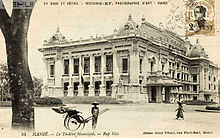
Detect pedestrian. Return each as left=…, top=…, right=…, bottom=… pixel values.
left=91, top=101, right=99, bottom=130
left=175, top=101, right=184, bottom=120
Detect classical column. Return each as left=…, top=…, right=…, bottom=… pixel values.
left=142, top=53, right=148, bottom=77
left=156, top=86, right=163, bottom=103
left=89, top=54, right=95, bottom=96
left=142, top=53, right=148, bottom=91
left=112, top=50, right=119, bottom=98
left=158, top=57, right=161, bottom=74
left=68, top=57, right=73, bottom=97
left=55, top=58, right=63, bottom=86
left=165, top=60, right=169, bottom=73
left=78, top=55, right=84, bottom=96
left=99, top=52, right=106, bottom=96
left=189, top=85, right=192, bottom=92
left=41, top=58, right=49, bottom=97
left=45, top=58, right=49, bottom=79
left=199, top=64, right=204, bottom=90
left=53, top=55, right=64, bottom=97
left=113, top=51, right=120, bottom=84
left=129, top=49, right=139, bottom=84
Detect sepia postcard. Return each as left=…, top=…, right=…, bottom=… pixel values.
left=0, top=0, right=220, bottom=138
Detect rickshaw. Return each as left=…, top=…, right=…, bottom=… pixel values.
left=52, top=106, right=109, bottom=131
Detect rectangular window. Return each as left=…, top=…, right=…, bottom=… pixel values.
left=193, top=96, right=197, bottom=100
left=169, top=62, right=172, bottom=68
left=177, top=63, right=180, bottom=69
left=193, top=75, right=197, bottom=83
left=106, top=55, right=113, bottom=72
left=172, top=71, right=175, bottom=78
left=177, top=73, right=180, bottom=79
left=150, top=62, right=154, bottom=72
left=122, top=58, right=128, bottom=73
left=50, top=64, right=54, bottom=77
left=95, top=56, right=101, bottom=73
left=95, top=81, right=101, bottom=96
left=214, top=77, right=216, bottom=82
left=209, top=76, right=211, bottom=81
left=140, top=59, right=143, bottom=73
left=84, top=57, right=90, bottom=74
left=193, top=85, right=197, bottom=92
left=74, top=58, right=79, bottom=74
left=162, top=64, right=165, bottom=72
left=64, top=59, right=69, bottom=75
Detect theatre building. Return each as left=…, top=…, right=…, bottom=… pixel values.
left=38, top=15, right=219, bottom=103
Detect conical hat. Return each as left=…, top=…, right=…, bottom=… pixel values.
left=92, top=101, right=99, bottom=105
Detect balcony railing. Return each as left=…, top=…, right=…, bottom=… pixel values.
left=62, top=74, right=69, bottom=77
left=72, top=73, right=79, bottom=76
left=93, top=72, right=101, bottom=75
left=193, top=80, right=197, bottom=83
left=105, top=71, right=113, bottom=74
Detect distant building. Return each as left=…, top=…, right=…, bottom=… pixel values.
left=218, top=80, right=220, bottom=103
left=38, top=15, right=219, bottom=103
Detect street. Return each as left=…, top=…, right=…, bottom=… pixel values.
left=0, top=103, right=220, bottom=138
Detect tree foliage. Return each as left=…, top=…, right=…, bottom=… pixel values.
left=0, top=63, right=10, bottom=101
left=33, top=76, right=43, bottom=99
left=0, top=63, right=43, bottom=100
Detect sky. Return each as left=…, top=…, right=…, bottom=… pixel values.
left=0, top=0, right=220, bottom=79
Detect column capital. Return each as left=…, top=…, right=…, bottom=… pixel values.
left=112, top=50, right=117, bottom=54
left=55, top=56, right=62, bottom=62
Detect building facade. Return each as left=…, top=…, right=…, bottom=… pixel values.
left=38, top=15, right=219, bottom=103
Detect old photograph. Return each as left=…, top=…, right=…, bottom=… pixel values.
left=0, top=0, right=220, bottom=137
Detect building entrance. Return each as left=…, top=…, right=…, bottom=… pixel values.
left=63, top=82, right=69, bottom=97
left=204, top=94, right=210, bottom=102
left=164, top=87, right=170, bottom=103
left=151, top=86, right=156, bottom=102
left=95, top=81, right=101, bottom=96
left=73, top=82, right=79, bottom=96
left=84, top=82, right=90, bottom=96
left=106, top=81, right=113, bottom=96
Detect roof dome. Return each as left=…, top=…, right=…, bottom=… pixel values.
left=47, top=27, right=68, bottom=44
left=188, top=39, right=208, bottom=58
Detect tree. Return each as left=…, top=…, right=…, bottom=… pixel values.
left=0, top=0, right=36, bottom=130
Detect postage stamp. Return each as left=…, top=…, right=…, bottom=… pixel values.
left=186, top=0, right=215, bottom=36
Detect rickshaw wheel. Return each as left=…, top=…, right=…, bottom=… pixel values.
left=64, top=115, right=69, bottom=130
left=67, top=115, right=85, bottom=131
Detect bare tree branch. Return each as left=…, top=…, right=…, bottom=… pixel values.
left=0, top=0, right=10, bottom=35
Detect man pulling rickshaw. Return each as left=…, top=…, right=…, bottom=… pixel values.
left=52, top=102, right=109, bottom=131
